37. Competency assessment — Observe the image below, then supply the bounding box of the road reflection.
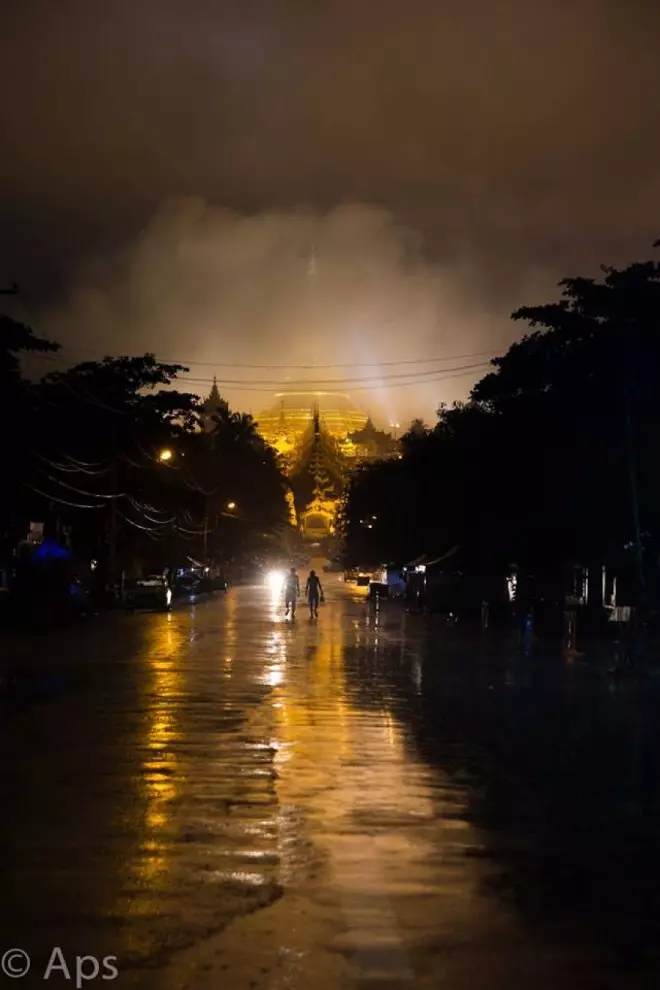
[265,592,487,981]
[143,614,184,860]
[6,582,659,987]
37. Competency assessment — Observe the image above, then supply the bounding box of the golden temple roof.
[256,391,367,443]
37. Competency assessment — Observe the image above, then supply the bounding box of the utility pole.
[622,325,646,665]
[108,429,119,596]
[108,475,118,579]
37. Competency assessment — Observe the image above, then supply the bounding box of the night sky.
[2,0,660,422]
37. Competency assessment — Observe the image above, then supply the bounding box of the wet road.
[2,577,660,988]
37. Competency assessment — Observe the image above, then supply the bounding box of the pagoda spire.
[202,375,228,433]
[208,376,221,404]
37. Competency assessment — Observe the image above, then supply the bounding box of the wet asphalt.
[2,576,660,989]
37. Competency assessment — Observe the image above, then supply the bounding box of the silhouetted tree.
[0,316,60,545]
[343,246,660,609]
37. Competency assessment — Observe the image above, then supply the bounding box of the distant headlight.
[267,570,284,593]
[166,588,172,605]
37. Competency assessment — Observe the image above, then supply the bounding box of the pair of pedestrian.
[284,567,324,618]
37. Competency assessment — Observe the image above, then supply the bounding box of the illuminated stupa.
[255,391,368,457]
[251,392,397,541]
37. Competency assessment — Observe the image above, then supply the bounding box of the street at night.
[3,578,660,989]
[4,2,660,987]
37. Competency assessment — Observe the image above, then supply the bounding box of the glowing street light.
[227,501,237,511]
[158,448,174,463]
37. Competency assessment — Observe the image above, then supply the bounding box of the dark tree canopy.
[342,247,660,605]
[0,338,289,577]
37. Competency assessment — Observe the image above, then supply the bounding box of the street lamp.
[227,501,237,510]
[158,448,174,463]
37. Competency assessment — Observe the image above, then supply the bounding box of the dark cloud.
[2,0,660,420]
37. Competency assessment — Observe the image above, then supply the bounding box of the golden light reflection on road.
[224,585,238,656]
[5,575,635,987]
[140,614,185,885]
[109,581,488,979]
[264,582,478,979]
[268,596,433,857]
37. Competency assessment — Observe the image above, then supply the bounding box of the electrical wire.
[176,523,213,536]
[126,497,176,526]
[158,348,502,370]
[29,343,494,391]
[182,468,218,496]
[133,436,183,469]
[133,438,159,464]
[31,342,508,370]
[174,364,489,393]
[128,496,174,517]
[123,453,149,470]
[64,453,111,470]
[117,509,170,533]
[75,381,129,416]
[44,375,128,416]
[22,481,107,510]
[172,359,491,389]
[32,451,110,476]
[32,452,95,475]
[33,465,119,500]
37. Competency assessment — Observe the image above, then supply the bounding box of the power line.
[179,363,490,393]
[126,497,176,526]
[26,344,493,391]
[29,343,505,371]
[120,347,502,370]
[117,509,169,534]
[33,465,119,501]
[176,360,489,388]
[23,481,107,510]
[32,451,111,476]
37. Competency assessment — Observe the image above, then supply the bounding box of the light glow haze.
[43,200,552,425]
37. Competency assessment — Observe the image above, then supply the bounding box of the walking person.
[284,567,300,618]
[306,569,324,618]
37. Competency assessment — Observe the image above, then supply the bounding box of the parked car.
[173,574,228,602]
[173,576,199,599]
[124,576,172,612]
[368,581,389,599]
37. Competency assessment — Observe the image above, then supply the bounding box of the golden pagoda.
[255,391,367,451]
[252,390,397,542]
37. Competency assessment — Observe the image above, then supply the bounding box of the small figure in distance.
[306,569,324,619]
[284,567,300,619]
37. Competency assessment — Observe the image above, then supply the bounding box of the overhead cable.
[33,465,119,500]
[30,343,507,370]
[23,482,107,510]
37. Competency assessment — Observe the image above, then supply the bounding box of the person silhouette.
[284,567,300,618]
[305,570,324,618]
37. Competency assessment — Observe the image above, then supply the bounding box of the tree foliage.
[0,331,288,576]
[342,249,660,604]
